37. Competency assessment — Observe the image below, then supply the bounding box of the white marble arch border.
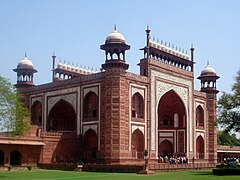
[131,125,144,134]
[31,94,43,106]
[83,86,98,98]
[150,69,193,156]
[47,93,77,115]
[82,124,98,135]
[131,87,144,98]
[196,131,205,139]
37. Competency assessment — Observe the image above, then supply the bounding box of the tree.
[217,69,240,132]
[218,131,240,146]
[0,75,30,136]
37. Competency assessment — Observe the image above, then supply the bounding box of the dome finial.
[24,52,27,58]
[207,60,209,66]
[114,24,117,31]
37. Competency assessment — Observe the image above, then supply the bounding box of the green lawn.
[0,169,240,180]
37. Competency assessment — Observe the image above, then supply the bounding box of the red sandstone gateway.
[2,27,232,170]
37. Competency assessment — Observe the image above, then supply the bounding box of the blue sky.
[0,0,240,95]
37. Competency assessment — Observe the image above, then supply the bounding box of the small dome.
[201,64,216,75]
[105,30,125,44]
[17,55,34,69]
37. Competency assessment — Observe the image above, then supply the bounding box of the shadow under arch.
[47,99,77,131]
[10,150,21,165]
[0,150,4,165]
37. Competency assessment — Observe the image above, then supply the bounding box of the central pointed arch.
[158,90,187,156]
[48,99,77,131]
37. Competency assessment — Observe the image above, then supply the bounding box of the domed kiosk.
[13,53,37,88]
[197,63,219,93]
[101,27,130,72]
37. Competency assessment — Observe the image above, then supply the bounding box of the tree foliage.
[217,131,240,146]
[217,69,240,132]
[0,75,30,136]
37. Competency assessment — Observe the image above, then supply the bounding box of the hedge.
[212,168,240,175]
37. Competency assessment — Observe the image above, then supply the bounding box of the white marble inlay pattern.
[83,124,98,135]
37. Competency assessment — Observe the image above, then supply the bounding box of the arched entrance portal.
[131,129,144,159]
[159,140,173,157]
[158,90,186,157]
[10,150,21,165]
[48,100,77,131]
[83,129,98,161]
[0,150,4,165]
[196,135,204,159]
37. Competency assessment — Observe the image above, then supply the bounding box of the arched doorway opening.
[0,150,4,165]
[159,140,173,157]
[10,150,21,165]
[131,129,144,159]
[83,129,98,161]
[132,93,144,119]
[158,90,186,156]
[196,105,204,128]
[196,135,204,159]
[48,99,77,131]
[83,91,98,122]
[31,100,42,126]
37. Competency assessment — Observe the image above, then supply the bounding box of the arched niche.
[31,100,42,126]
[132,92,144,119]
[131,129,144,159]
[83,129,98,160]
[83,91,98,122]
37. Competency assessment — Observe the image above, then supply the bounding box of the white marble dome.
[201,64,216,75]
[17,55,34,68]
[105,30,125,44]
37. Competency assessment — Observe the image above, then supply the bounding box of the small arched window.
[196,105,204,128]
[132,93,144,119]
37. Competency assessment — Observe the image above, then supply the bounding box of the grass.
[0,169,240,180]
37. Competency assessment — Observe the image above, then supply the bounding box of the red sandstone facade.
[0,27,222,166]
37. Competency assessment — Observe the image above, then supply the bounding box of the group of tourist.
[223,156,240,164]
[158,155,188,164]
